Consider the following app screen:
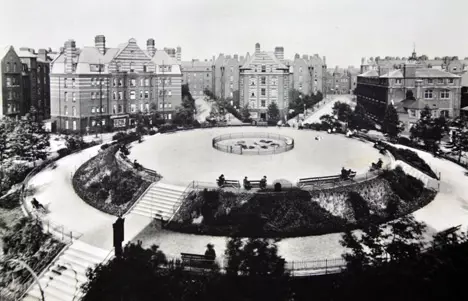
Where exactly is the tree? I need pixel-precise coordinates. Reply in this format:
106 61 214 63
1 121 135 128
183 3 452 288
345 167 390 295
332 101 353 123
382 104 402 139
240 105 251 122
449 123 468 163
0 118 15 164
410 105 448 151
8 114 49 166
267 102 280 121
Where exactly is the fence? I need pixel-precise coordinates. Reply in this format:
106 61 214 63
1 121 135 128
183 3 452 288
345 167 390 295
212 132 294 155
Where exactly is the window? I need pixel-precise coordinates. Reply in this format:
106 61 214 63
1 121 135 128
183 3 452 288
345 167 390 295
206 74 209 78
72 106 76 116
140 91 143 99
118 92 123 100
64 105 68 115
130 63 134 72
7 91 12 99
64 92 68 101
261 100 266 107
113 92 117 100
261 88 266 96
130 104 136 112
145 91 149 99
72 92 76 102
113 105 117 114
72 78 75 87
145 103 149 111
438 78 444 84
168 90 172 96
251 92 255 97
261 65 266 72
145 78 150 86
424 89 433 99
113 79 117 87
130 91 136 100
159 103 163 109
6 62 10 72
72 121 77 131
130 79 136 87
13 63 17 72
440 110 449 118
299 75 303 82
449 79 454 84
140 78 144 86
167 113 172 120
92 107 95 113
428 79 433 84
143 65 147 72
92 120 96 126
91 92 96 100
64 78 68 88
140 103 144 111
91 78 95 86
440 89 450 99
118 105 123 113
119 79 123 87
6 77 12 87
194 73 197 77
261 77 266 85
65 120 69 129
394 79 402 84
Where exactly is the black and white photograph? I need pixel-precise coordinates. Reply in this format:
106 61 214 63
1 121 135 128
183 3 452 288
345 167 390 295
0 0 468 300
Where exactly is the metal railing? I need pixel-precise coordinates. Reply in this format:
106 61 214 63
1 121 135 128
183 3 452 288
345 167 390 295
167 181 197 224
212 132 294 156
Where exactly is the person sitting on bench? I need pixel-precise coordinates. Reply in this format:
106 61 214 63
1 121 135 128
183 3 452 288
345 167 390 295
341 167 348 179
31 198 45 211
259 176 267 189
133 160 141 169
204 244 216 263
243 176 252 190
217 174 225 187
376 158 383 169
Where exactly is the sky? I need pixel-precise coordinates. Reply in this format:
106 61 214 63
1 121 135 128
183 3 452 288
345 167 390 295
0 0 467 67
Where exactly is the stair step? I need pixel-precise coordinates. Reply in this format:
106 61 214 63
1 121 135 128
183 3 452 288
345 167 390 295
145 189 184 199
65 247 108 264
69 240 109 259
28 285 66 301
62 251 101 268
22 295 41 301
130 208 172 219
54 259 89 275
154 183 187 193
132 206 172 217
44 270 84 289
141 194 180 206
38 276 80 298
133 203 174 214
137 200 178 211
48 267 88 284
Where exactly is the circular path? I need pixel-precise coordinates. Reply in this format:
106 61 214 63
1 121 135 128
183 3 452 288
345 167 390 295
24 95 468 263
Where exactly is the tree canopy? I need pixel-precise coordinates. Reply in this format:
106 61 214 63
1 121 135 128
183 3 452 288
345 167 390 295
382 104 403 139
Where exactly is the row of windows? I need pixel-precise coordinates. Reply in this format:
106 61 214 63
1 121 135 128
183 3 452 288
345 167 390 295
249 88 278 97
408 109 450 118
6 77 19 86
424 89 451 99
248 99 276 108
6 103 20 113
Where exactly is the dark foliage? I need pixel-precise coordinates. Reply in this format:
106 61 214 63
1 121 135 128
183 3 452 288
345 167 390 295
384 144 438 178
381 167 425 203
347 191 370 222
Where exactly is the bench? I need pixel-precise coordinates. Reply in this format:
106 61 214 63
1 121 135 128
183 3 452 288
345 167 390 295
298 175 341 187
180 253 215 268
257 121 268 127
342 171 357 180
217 179 241 188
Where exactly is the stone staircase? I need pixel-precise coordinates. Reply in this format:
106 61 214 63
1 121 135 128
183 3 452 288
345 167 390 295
129 182 188 221
22 240 109 301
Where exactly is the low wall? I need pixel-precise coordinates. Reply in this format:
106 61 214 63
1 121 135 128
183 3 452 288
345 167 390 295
393 160 440 191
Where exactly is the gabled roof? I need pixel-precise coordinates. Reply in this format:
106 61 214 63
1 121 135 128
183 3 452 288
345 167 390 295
181 60 213 72
415 68 460 78
17 50 37 58
0 45 14 60
240 51 288 70
151 49 177 65
358 69 379 77
77 47 119 64
380 69 403 78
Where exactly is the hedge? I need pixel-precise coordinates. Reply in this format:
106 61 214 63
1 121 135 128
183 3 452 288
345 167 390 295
384 144 438 179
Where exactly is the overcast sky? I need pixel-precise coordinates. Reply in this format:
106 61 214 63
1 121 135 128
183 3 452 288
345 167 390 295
0 0 466 67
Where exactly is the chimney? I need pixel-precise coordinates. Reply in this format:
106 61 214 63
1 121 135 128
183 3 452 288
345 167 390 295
176 46 181 63
60 47 64 53
361 57 365 65
38 48 48 62
274 47 284 60
255 43 260 53
64 39 76 73
95 35 106 55
294 53 300 59
415 79 423 99
147 39 156 57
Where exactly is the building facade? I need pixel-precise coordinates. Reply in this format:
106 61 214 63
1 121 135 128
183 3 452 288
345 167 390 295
239 43 290 120
180 59 213 98
356 53 462 130
50 36 182 133
0 46 23 118
212 54 243 100
289 53 326 96
18 48 53 121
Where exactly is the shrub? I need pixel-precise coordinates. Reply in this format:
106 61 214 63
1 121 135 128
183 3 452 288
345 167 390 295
65 135 87 151
0 190 20 209
57 147 71 158
100 144 110 150
192 120 201 128
267 120 278 126
397 136 413 147
112 132 126 141
347 192 370 222
381 167 425 203
308 122 324 131
97 189 109 201
148 129 156 135
385 144 438 178
158 124 178 133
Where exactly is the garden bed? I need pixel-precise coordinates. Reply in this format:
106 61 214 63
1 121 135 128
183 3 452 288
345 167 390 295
72 144 152 216
166 168 436 238
384 144 438 179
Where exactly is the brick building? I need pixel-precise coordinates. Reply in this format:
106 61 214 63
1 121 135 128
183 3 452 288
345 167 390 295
212 53 243 100
239 43 290 120
50 36 182 133
289 53 326 96
356 52 462 130
180 59 214 98
0 46 23 118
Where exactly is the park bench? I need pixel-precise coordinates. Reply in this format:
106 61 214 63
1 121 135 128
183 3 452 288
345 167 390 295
342 171 357 180
257 121 268 127
217 179 241 188
181 253 215 268
249 180 263 189
297 175 341 187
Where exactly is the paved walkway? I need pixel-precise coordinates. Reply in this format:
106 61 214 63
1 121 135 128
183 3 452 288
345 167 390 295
24 98 468 263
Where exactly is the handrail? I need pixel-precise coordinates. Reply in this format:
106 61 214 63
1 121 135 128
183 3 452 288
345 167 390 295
166 181 195 224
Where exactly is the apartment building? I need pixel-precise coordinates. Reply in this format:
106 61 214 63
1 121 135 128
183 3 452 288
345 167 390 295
0 46 23 117
50 36 182 133
180 59 213 98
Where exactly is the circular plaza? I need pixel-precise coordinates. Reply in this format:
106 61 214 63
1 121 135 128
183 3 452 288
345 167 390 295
128 126 389 187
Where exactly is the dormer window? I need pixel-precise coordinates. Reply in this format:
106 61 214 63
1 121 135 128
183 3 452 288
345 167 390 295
261 65 266 73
